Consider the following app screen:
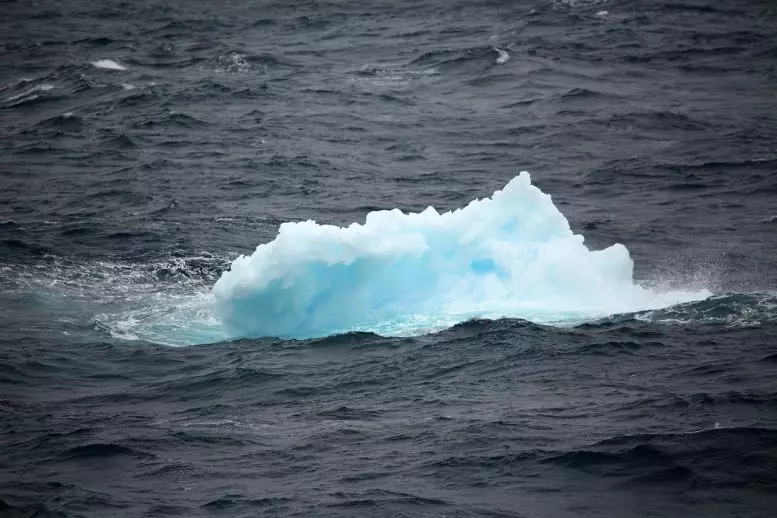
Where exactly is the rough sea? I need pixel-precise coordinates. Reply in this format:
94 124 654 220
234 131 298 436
2 0 777 516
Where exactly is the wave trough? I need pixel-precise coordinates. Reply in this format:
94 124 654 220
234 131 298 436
212 172 709 339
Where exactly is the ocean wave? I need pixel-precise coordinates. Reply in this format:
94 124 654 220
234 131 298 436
409 45 509 72
1 83 58 108
4 83 54 102
635 292 777 328
91 59 127 71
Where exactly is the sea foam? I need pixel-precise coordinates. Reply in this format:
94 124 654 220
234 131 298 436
212 172 709 339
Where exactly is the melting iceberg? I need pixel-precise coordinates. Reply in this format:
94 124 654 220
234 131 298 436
212 172 709 339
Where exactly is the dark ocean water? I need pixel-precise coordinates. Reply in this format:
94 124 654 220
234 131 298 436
2 0 777 516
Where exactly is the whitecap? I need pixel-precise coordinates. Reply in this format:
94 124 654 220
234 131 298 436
92 59 127 71
213 52 250 73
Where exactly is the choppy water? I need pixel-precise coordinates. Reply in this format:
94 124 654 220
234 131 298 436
2 0 777 516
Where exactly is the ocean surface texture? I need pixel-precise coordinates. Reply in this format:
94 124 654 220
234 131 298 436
2 0 777 516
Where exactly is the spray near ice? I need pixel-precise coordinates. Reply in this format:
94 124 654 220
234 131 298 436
212 172 709 339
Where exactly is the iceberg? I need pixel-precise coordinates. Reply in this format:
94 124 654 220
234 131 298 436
212 172 708 339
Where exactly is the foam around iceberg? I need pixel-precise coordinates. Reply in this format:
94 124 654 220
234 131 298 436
212 172 708 339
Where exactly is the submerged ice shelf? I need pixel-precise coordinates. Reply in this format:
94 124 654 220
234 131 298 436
211 172 710 339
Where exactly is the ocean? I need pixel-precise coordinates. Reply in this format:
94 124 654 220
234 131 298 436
1 0 776 516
